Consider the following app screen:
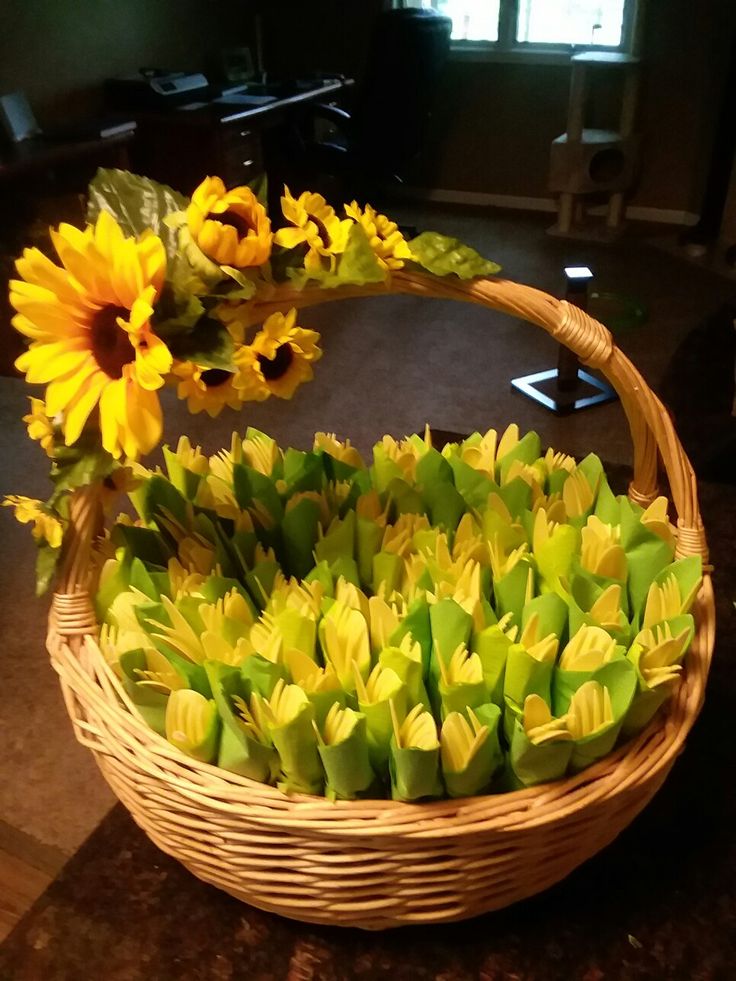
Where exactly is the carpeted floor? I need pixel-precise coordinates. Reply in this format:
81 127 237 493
1 204 734 897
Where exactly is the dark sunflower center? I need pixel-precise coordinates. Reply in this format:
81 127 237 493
307 213 331 248
206 209 252 239
258 343 293 381
200 368 232 388
90 305 133 379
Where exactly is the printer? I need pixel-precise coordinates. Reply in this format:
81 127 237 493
106 71 210 110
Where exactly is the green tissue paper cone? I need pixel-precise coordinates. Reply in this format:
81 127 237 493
567 660 638 772
317 710 375 800
269 703 323 796
165 689 220 764
204 661 277 783
509 718 573 787
241 653 287 698
441 705 503 798
389 743 443 801
472 624 514 706
281 497 320 579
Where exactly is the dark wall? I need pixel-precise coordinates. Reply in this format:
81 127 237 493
0 0 250 122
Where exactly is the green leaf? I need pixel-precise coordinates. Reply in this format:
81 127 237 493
248 171 268 209
167 316 236 370
407 231 501 280
36 543 61 596
287 224 385 290
86 168 189 259
334 223 385 285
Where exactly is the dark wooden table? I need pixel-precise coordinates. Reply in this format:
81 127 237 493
0 131 133 182
1 468 734 980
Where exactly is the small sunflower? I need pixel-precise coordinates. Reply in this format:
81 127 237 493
273 187 352 273
3 495 64 547
23 397 56 456
11 210 170 460
186 176 272 268
344 201 413 270
235 309 322 400
173 362 248 417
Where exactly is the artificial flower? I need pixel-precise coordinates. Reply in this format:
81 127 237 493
273 187 352 272
173 362 246 417
23 397 55 456
186 176 272 268
235 308 322 400
11 210 170 459
313 432 365 469
3 495 64 547
344 200 413 270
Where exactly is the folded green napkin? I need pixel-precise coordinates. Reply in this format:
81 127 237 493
316 704 375 800
205 660 278 781
261 680 323 795
389 703 443 801
509 694 574 787
440 705 502 798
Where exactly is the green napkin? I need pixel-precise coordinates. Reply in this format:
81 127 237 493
509 694 574 787
440 705 502 798
622 615 694 735
281 497 321 579
118 647 186 735
437 644 488 720
642 555 702 629
354 663 407 770
204 661 278 782
262 681 323 795
165 689 220 763
379 635 431 712
388 704 443 801
471 617 516 707
562 661 637 771
316 704 375 800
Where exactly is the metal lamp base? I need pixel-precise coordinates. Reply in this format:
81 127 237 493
511 368 617 415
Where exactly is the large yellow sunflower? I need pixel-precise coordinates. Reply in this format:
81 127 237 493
235 308 322 400
344 201 414 270
273 187 352 273
11 210 170 460
186 176 272 268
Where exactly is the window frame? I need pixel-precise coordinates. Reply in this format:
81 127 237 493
418 0 643 65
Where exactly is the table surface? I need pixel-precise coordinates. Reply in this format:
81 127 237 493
0 131 134 181
2 468 735 981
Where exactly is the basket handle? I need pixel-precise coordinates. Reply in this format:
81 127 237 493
234 270 707 563
56 270 707 599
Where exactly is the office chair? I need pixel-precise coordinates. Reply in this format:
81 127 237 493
273 8 453 204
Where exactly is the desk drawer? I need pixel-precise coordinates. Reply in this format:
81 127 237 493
220 128 263 187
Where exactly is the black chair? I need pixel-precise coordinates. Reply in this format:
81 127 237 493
273 8 453 204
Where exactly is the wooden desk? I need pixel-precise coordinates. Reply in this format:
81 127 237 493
130 78 352 199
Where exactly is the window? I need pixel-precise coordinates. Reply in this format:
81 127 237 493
400 1 639 56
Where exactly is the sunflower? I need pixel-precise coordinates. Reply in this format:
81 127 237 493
11 210 170 460
172 362 248 417
235 308 322 400
273 187 352 273
23 397 56 456
186 176 272 268
3 495 64 547
344 201 413 270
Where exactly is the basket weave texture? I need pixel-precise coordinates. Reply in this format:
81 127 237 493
46 273 715 929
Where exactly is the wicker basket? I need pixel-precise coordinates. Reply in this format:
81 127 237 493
46 271 714 930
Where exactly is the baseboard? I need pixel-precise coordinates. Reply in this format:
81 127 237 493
402 187 699 226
